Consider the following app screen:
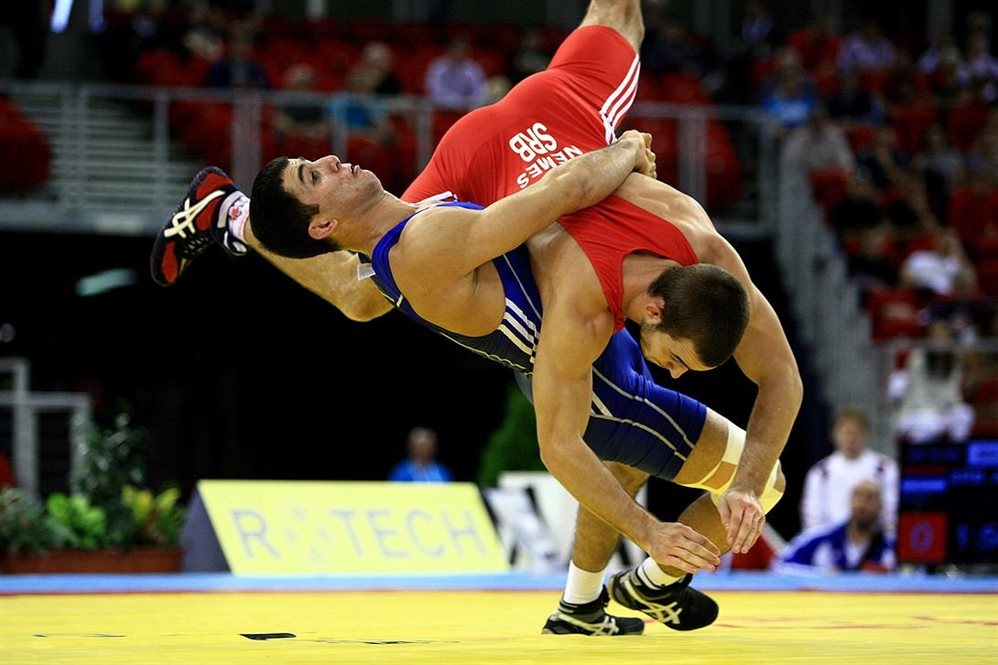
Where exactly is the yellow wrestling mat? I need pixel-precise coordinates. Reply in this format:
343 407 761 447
2 590 996 664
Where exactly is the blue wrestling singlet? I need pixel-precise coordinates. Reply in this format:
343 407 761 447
367 202 707 481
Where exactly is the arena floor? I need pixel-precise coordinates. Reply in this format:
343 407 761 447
2 572 996 664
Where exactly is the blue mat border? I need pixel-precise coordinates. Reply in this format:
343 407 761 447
2 571 997 595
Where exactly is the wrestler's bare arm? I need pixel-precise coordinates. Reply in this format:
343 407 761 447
701 233 803 552
245 224 392 322
405 130 655 282
531 287 720 573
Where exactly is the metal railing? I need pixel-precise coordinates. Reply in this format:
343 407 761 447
773 138 890 449
0 357 92 498
0 80 777 236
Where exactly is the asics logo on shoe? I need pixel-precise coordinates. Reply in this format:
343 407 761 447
545 612 623 635
640 600 682 625
165 190 225 240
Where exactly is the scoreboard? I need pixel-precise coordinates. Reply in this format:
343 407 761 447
897 439 998 565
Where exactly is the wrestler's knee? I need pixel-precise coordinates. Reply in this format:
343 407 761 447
605 461 649 496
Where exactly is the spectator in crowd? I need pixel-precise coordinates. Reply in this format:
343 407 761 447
883 173 940 239
356 41 402 96
824 70 884 127
891 319 976 444
847 225 900 301
928 269 995 343
836 18 896 75
898 227 974 297
388 427 453 483
827 174 886 236
913 123 966 219
801 407 899 533
424 35 488 110
881 51 927 111
203 31 270 89
856 125 909 192
782 104 856 174
917 31 962 77
958 33 998 103
965 118 998 179
777 479 896 573
508 27 552 84
273 63 330 143
485 74 513 105
928 47 971 107
206 0 264 38
740 0 782 58
182 1 225 63
641 13 710 78
326 68 396 145
760 49 819 134
786 12 840 74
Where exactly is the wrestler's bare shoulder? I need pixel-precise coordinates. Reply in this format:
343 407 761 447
615 173 722 255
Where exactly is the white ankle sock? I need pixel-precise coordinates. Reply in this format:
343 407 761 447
222 192 250 242
563 561 606 605
636 557 682 589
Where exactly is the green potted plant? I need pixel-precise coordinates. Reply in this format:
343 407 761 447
0 486 57 556
0 406 186 573
477 382 546 487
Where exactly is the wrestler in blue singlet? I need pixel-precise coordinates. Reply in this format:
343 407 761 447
368 202 707 481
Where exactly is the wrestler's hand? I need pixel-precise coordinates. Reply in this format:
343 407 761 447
619 129 657 179
718 487 765 554
645 521 720 575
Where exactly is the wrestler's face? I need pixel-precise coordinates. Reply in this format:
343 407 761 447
282 155 382 218
639 328 711 379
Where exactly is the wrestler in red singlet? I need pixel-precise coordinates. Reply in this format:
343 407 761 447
402 25 699 332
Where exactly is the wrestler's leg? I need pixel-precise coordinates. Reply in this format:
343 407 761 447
543 460 649 635
607 410 786 631
578 0 644 52
570 462 648 574
669 410 787 562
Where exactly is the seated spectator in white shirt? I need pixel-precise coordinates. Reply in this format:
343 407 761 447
801 406 899 533
776 479 896 574
890 319 976 444
898 228 974 298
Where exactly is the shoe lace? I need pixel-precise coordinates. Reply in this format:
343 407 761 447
165 190 225 242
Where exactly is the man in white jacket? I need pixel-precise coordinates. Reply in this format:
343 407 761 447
800 407 898 533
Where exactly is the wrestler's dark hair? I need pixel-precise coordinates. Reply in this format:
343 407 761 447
249 157 339 258
647 264 750 368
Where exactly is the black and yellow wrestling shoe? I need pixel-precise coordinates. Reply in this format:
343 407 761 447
606 571 718 631
542 588 645 636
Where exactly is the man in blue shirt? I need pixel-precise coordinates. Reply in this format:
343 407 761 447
388 427 453 483
776 479 896 573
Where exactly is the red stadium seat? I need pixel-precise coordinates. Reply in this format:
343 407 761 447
946 104 988 152
0 98 49 193
890 104 939 157
947 186 998 252
976 258 998 298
